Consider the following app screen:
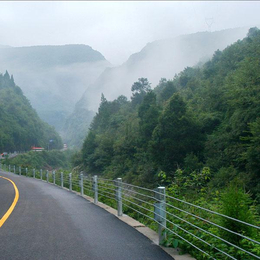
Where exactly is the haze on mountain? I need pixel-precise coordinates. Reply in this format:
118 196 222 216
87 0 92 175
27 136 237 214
0 71 62 152
1 2 260 65
82 27 250 112
0 1 260 147
0 45 110 131
64 27 250 147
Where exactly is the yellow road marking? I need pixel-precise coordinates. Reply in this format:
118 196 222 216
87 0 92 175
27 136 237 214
0 176 19 228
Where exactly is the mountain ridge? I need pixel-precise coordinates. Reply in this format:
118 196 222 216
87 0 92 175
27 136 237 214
64 27 250 148
0 44 111 131
0 44 108 67
0 71 63 152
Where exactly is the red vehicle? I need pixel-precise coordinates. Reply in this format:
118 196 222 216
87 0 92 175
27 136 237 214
1 152 8 158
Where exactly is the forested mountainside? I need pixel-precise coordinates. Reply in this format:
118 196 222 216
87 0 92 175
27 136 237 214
65 27 249 148
75 28 260 208
0 71 62 152
81 27 249 112
0 44 110 131
62 97 95 148
5 149 73 170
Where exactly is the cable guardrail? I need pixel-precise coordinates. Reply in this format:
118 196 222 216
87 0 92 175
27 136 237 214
164 199 260 246
1 163 259 260
166 193 260 230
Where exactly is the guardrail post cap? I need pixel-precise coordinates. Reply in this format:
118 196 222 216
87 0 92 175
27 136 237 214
155 187 165 200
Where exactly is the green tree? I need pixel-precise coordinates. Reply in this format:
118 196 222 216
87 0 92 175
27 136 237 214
159 81 177 103
82 131 98 171
131 78 151 106
138 91 160 145
242 118 260 207
220 181 256 250
0 72 62 152
150 94 203 173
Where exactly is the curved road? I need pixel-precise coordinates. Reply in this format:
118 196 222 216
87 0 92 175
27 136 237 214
0 171 173 260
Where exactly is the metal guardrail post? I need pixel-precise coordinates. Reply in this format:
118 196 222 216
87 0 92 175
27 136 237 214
93 175 98 204
19 166 21 176
33 168 35 178
154 186 166 245
61 172 63 188
13 165 16 174
53 171 56 184
80 173 84 196
26 167 28 177
40 169 42 180
116 178 123 216
46 170 49 183
9 165 11 172
69 173 72 191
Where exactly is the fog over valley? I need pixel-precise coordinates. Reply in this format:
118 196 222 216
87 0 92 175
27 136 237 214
0 45 110 132
83 27 249 112
0 1 260 147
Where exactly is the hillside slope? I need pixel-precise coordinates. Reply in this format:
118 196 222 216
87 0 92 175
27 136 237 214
0 44 110 131
65 27 249 148
0 71 62 152
83 27 249 111
76 27 260 213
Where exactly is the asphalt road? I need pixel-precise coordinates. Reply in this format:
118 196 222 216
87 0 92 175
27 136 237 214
0 171 173 260
0 176 15 220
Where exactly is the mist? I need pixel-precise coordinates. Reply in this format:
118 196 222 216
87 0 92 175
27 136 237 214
1 1 260 147
1 2 260 65
80 27 250 112
0 46 110 131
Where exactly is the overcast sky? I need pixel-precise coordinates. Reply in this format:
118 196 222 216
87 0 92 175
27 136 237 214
0 1 260 65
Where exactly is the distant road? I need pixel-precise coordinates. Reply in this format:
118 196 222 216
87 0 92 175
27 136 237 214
1 152 20 160
0 171 174 260
8 153 19 159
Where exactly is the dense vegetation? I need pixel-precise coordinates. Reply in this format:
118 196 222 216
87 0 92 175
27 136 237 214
75 28 260 209
72 29 260 257
65 28 249 148
2 28 259 259
0 45 110 133
5 150 72 170
0 72 63 152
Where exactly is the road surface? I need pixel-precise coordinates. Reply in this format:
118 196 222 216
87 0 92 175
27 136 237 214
0 171 174 260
